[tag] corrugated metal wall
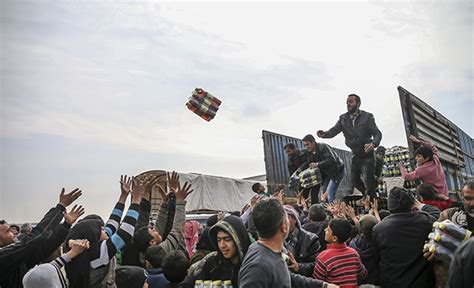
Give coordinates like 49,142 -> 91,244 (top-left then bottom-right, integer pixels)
262,130 -> 353,197
398,86 -> 473,191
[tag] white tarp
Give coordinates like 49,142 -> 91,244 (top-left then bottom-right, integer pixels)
177,173 -> 257,212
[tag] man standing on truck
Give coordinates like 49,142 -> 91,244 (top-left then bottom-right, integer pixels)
317,94 -> 382,200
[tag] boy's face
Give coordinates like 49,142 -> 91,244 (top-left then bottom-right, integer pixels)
324,226 -> 337,243
148,228 -> 162,245
415,154 -> 428,165
216,231 -> 238,263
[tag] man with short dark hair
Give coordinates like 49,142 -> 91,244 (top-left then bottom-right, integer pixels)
284,143 -> 307,176
239,198 -> 335,288
298,134 -> 345,204
317,94 -> 382,200
373,187 -> 438,288
400,135 -> 449,197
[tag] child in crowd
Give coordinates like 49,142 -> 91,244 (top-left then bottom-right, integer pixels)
313,218 -> 367,287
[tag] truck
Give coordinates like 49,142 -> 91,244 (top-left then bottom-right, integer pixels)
262,86 -> 473,197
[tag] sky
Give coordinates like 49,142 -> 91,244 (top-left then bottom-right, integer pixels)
1,0 -> 472,222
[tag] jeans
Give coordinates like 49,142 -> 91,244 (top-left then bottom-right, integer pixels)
351,153 -> 376,198
319,169 -> 345,203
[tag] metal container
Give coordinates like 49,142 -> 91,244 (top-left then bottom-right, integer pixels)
398,86 -> 473,191
262,130 -> 353,197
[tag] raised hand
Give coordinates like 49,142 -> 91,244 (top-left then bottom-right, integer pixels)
64,205 -> 85,225
59,188 -> 82,208
217,211 -> 225,221
143,175 -> 161,199
316,130 -> 325,138
409,135 -> 420,143
120,175 -> 133,196
131,178 -> 143,204
157,184 -> 171,203
167,171 -> 180,193
173,181 -> 193,202
250,195 -> 261,209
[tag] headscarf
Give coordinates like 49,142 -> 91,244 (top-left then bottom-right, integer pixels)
64,219 -> 103,288
184,220 -> 200,258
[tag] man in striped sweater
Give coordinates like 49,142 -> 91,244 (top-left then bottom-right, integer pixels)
313,218 -> 367,287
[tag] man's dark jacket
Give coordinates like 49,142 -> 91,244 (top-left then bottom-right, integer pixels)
288,149 -> 307,176
372,211 -> 437,288
298,143 -> 344,183
323,110 -> 382,156
285,227 -> 321,277
0,204 -> 70,288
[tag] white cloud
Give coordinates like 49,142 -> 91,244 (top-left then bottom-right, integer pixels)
1,1 -> 472,221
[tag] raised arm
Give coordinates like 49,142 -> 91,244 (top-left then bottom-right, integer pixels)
410,135 -> 439,158
89,187 -> 142,268
318,118 -> 343,139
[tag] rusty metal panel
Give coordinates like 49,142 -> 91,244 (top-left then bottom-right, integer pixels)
398,86 -> 473,191
262,130 -> 353,197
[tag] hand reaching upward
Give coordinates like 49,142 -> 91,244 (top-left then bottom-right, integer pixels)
64,205 -> 85,225
59,188 -> 82,208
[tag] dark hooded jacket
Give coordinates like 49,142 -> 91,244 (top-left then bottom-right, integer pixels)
0,204 -> 70,288
190,227 -> 216,265
179,216 -> 251,288
64,219 -> 103,288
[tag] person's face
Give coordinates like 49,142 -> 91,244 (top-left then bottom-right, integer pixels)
376,152 -> 385,161
0,224 -> 16,247
216,231 -> 238,263
285,147 -> 297,157
148,228 -> 162,246
324,226 -> 337,243
303,141 -> 316,153
9,226 -> 19,236
346,96 -> 360,113
415,154 -> 429,166
258,184 -> 265,193
281,213 -> 290,240
462,185 -> 474,217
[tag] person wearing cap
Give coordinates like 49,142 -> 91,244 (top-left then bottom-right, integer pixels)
283,205 -> 321,277
372,187 -> 439,288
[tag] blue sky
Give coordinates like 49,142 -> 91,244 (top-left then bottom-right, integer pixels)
1,1 -> 472,222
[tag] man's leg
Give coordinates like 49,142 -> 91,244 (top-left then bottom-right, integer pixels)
361,155 -> 376,199
351,155 -> 365,194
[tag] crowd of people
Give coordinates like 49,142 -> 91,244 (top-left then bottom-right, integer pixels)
1,94 -> 473,288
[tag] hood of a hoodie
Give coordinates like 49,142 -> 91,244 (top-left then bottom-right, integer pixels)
209,215 -> 251,264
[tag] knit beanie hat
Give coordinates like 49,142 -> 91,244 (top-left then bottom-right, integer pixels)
23,263 -> 67,288
388,187 -> 415,213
